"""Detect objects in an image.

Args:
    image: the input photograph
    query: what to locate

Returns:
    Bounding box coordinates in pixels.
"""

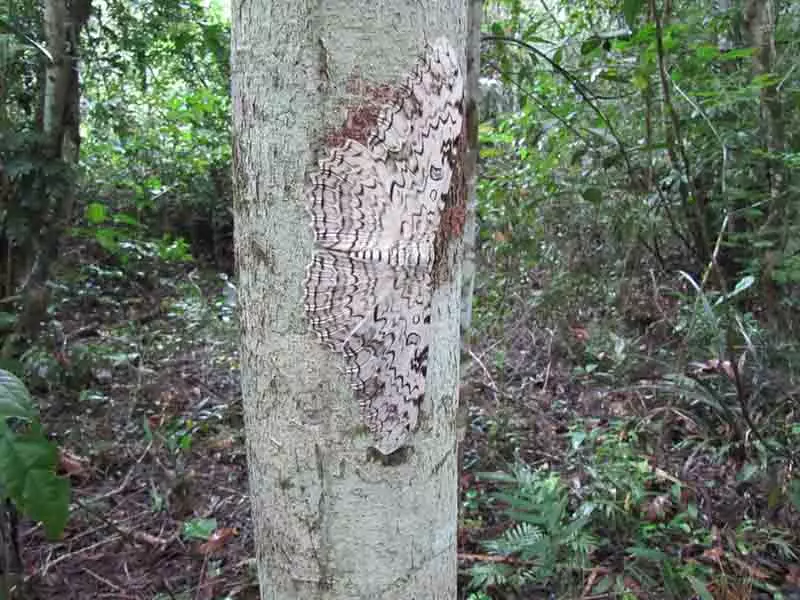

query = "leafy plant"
[470,463,596,593]
[0,369,70,539]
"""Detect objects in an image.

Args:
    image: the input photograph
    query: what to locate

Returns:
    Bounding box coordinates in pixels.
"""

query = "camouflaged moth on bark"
[304,38,464,455]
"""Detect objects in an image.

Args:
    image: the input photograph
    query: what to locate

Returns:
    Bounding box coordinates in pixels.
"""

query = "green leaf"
[626,546,669,561]
[582,188,603,204]
[0,369,37,421]
[623,0,644,27]
[86,202,108,225]
[0,431,58,500]
[581,37,603,55]
[94,228,120,253]
[3,158,35,178]
[0,420,68,539]
[788,479,800,511]
[687,575,714,600]
[23,469,70,539]
[0,312,16,331]
[719,47,755,61]
[592,575,613,594]
[695,45,719,61]
[112,213,140,227]
[182,517,217,540]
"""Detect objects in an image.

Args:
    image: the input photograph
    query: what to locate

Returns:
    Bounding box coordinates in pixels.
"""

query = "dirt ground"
[14,255,800,599]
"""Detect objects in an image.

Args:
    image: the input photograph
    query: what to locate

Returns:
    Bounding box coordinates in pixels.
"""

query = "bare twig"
[467,348,499,399]
[458,552,534,566]
[41,535,122,575]
[81,440,153,503]
[83,566,123,592]
[542,329,554,393]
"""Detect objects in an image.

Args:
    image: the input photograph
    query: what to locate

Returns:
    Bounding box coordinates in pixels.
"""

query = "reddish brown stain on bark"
[324,72,399,148]
[432,111,467,287]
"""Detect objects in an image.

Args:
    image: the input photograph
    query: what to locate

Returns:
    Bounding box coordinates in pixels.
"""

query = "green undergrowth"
[462,413,800,599]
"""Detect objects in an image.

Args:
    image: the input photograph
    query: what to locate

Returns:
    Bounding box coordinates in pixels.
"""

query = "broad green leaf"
[23,469,70,539]
[0,369,37,420]
[86,202,108,224]
[182,517,217,540]
[694,45,719,61]
[0,431,58,500]
[719,47,755,61]
[112,213,140,227]
[632,72,649,90]
[623,0,644,27]
[582,188,602,204]
[788,479,800,510]
[581,37,603,55]
[94,228,120,253]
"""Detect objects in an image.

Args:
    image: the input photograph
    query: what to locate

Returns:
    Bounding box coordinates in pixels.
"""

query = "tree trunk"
[231,2,467,599]
[744,0,785,210]
[8,0,89,353]
[460,0,482,334]
[743,0,786,321]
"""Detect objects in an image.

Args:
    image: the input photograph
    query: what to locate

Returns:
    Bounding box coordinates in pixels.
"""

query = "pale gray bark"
[460,0,481,333]
[43,0,69,144]
[231,2,467,599]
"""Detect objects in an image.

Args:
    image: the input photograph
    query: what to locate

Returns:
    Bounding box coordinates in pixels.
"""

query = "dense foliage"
[464,0,800,597]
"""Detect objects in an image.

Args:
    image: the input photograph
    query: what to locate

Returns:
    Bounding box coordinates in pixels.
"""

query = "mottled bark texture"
[231,2,467,599]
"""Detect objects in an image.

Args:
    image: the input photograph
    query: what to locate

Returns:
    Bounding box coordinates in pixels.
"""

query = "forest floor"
[16,248,800,599]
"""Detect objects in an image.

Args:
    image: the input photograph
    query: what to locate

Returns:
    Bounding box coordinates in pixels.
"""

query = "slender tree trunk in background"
[461,0,481,334]
[743,0,786,321]
[231,2,467,598]
[10,0,89,353]
[744,0,783,191]
[650,0,711,268]
[744,0,785,210]
[1,0,88,584]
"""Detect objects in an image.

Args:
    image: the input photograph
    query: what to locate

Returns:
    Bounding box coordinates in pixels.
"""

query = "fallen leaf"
[58,449,88,478]
[645,494,672,522]
[571,326,590,342]
[701,546,723,563]
[786,565,800,586]
[198,527,238,554]
[492,231,508,242]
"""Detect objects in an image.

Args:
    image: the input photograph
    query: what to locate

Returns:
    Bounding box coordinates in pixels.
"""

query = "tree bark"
[744,0,785,207]
[9,0,89,353]
[742,0,786,323]
[231,2,467,599]
[460,0,481,334]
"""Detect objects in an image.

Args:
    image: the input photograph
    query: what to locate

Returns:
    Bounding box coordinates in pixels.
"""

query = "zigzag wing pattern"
[304,38,464,455]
